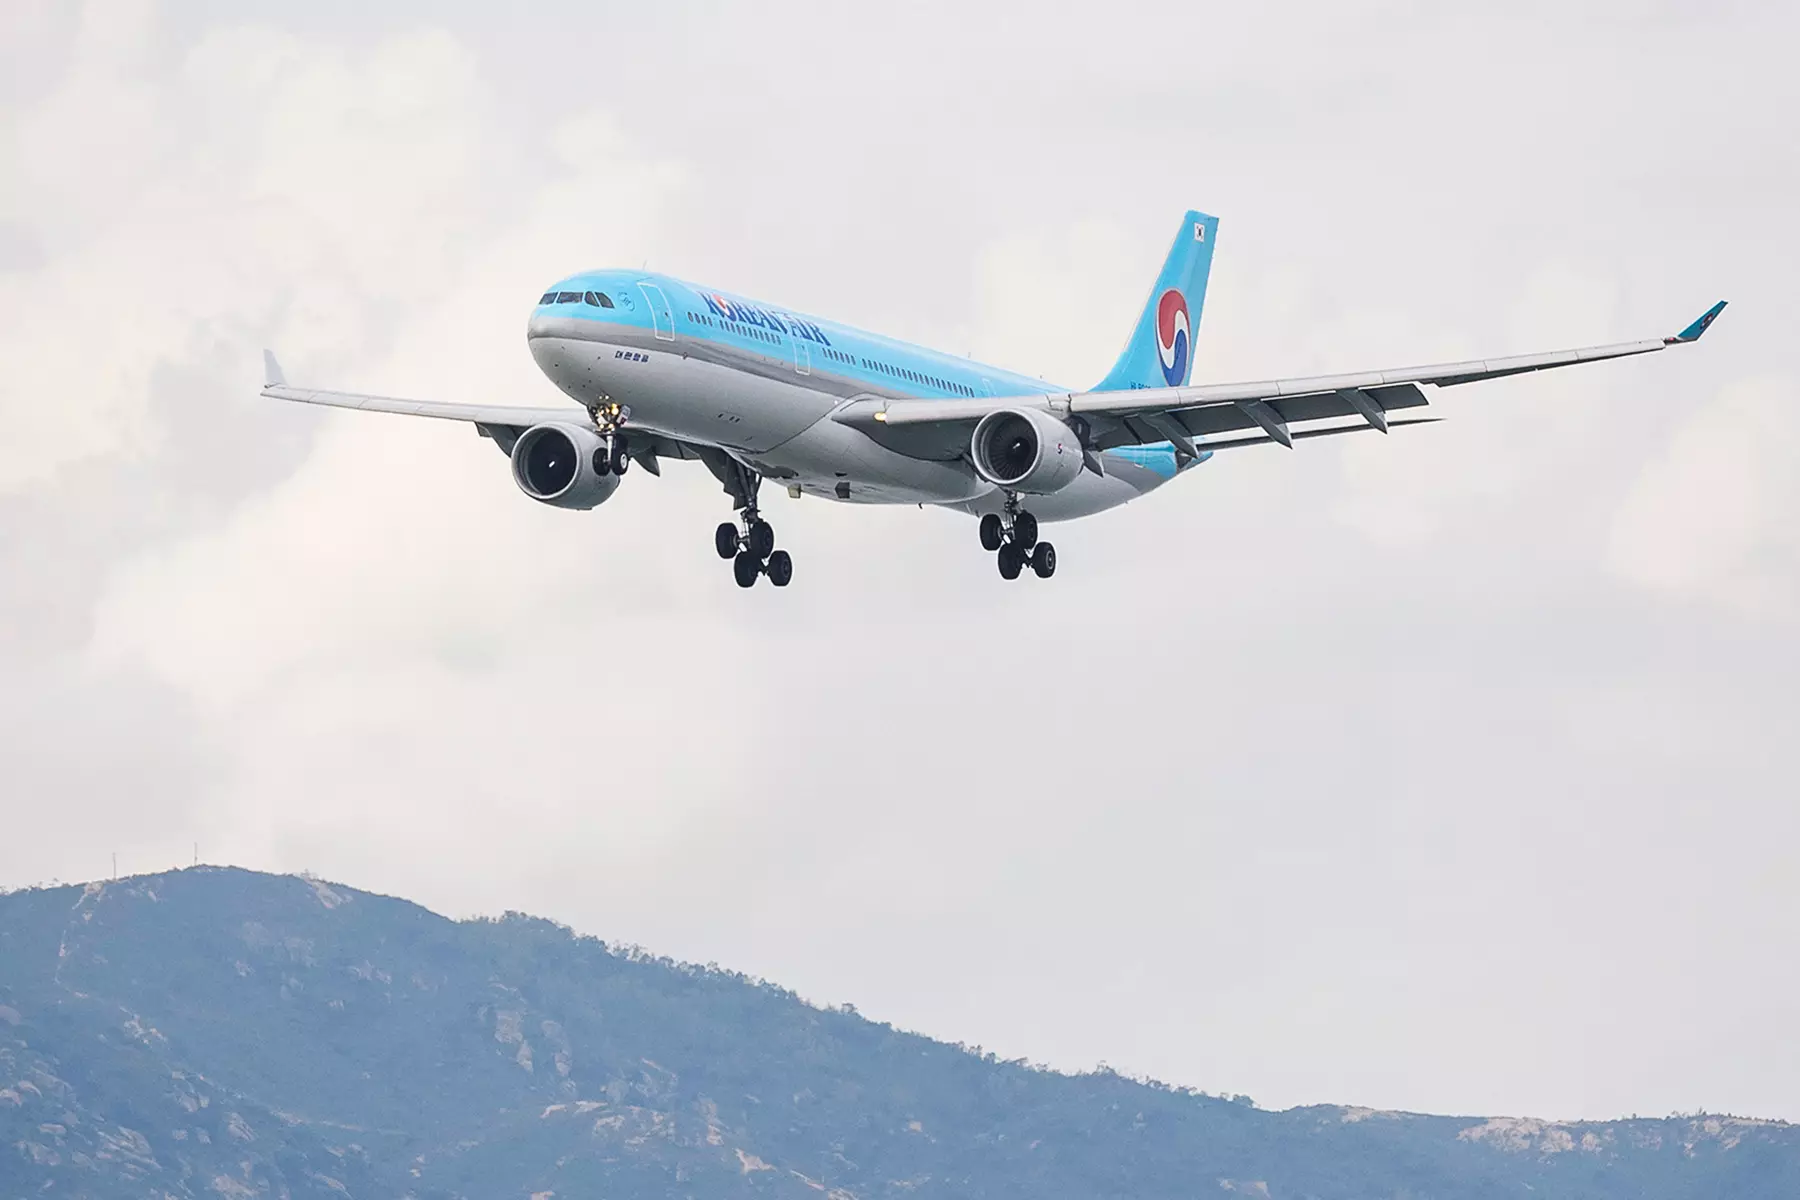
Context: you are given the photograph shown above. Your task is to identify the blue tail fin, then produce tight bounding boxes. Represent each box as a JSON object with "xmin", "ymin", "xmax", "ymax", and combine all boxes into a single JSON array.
[{"xmin": 1093, "ymin": 210, "xmax": 1218, "ymax": 393}]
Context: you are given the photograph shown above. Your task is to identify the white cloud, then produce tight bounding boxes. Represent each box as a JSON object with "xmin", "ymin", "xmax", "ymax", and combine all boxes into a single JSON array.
[
  {"xmin": 970, "ymin": 218, "xmax": 1141, "ymax": 387},
  {"xmin": 1608, "ymin": 375, "xmax": 1800, "ymax": 620},
  {"xmin": 86, "ymin": 96, "xmax": 688, "ymax": 707},
  {"xmin": 0, "ymin": 11, "xmax": 512, "ymax": 491}
]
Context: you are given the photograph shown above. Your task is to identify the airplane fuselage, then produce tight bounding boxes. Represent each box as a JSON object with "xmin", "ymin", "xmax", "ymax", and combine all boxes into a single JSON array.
[
  {"xmin": 258, "ymin": 209, "xmax": 1723, "ymax": 590},
  {"xmin": 524, "ymin": 271, "xmax": 1192, "ymax": 522}
]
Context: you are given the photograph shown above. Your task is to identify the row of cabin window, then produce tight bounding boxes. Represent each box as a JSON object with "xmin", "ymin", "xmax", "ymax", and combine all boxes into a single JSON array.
[
  {"xmin": 685, "ymin": 311, "xmax": 779, "ymax": 344},
  {"xmin": 861, "ymin": 356, "xmax": 975, "ymax": 397},
  {"xmin": 675, "ymin": 312, "xmax": 975, "ymax": 397},
  {"xmin": 541, "ymin": 290, "xmax": 616, "ymax": 308}
]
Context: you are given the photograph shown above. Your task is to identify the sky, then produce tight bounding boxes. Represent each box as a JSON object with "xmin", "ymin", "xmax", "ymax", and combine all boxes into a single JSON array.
[{"xmin": 2, "ymin": 0, "xmax": 1798, "ymax": 1124}]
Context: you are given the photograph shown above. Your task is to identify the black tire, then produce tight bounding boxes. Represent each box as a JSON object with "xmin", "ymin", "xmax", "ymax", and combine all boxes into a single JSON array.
[
  {"xmin": 766, "ymin": 549, "xmax": 793, "ymax": 587},
  {"xmin": 610, "ymin": 440, "xmax": 630, "ymax": 475},
  {"xmin": 1013, "ymin": 510, "xmax": 1039, "ymax": 551},
  {"xmin": 1032, "ymin": 542, "xmax": 1057, "ymax": 578},
  {"xmin": 715, "ymin": 522, "xmax": 740, "ymax": 560},
  {"xmin": 592, "ymin": 448, "xmax": 612, "ymax": 476},
  {"xmin": 979, "ymin": 513, "xmax": 1003, "ymax": 552},
  {"xmin": 997, "ymin": 544, "xmax": 1024, "ymax": 580},
  {"xmin": 748, "ymin": 519, "xmax": 776, "ymax": 560},
  {"xmin": 733, "ymin": 551, "xmax": 760, "ymax": 588}
]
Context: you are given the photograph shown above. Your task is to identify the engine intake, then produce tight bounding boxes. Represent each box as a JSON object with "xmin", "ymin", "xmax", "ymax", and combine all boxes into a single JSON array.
[
  {"xmin": 970, "ymin": 407, "xmax": 1084, "ymax": 495},
  {"xmin": 510, "ymin": 423, "xmax": 620, "ymax": 510}
]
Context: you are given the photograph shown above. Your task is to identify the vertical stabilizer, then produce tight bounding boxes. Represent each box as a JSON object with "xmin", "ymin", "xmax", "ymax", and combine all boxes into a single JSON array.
[{"xmin": 1093, "ymin": 210, "xmax": 1218, "ymax": 393}]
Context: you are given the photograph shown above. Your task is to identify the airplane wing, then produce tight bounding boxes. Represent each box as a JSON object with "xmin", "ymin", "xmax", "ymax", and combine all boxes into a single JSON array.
[
  {"xmin": 258, "ymin": 351, "xmax": 702, "ymax": 472},
  {"xmin": 834, "ymin": 301, "xmax": 1728, "ymax": 462}
]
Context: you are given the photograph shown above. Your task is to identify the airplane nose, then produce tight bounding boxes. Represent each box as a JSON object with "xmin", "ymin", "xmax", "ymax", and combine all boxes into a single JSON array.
[
  {"xmin": 528, "ymin": 324, "xmax": 562, "ymax": 377},
  {"xmin": 526, "ymin": 311, "xmax": 557, "ymax": 341}
]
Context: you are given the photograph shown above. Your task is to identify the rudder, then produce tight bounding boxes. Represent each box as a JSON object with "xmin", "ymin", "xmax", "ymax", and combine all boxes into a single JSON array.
[{"xmin": 1093, "ymin": 210, "xmax": 1218, "ymax": 393}]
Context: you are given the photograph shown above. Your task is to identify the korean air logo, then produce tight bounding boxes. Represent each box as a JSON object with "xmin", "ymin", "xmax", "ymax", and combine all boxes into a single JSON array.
[{"xmin": 1155, "ymin": 288, "xmax": 1190, "ymax": 386}]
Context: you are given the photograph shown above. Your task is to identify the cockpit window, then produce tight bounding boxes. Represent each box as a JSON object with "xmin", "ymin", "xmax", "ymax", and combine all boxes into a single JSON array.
[
  {"xmin": 586, "ymin": 291, "xmax": 615, "ymax": 308},
  {"xmin": 539, "ymin": 292, "xmax": 557, "ymax": 304},
  {"xmin": 556, "ymin": 291, "xmax": 581, "ymax": 303}
]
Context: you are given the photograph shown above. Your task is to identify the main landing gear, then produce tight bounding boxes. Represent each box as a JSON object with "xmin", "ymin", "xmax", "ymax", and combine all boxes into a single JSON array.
[
  {"xmin": 980, "ymin": 495, "xmax": 1056, "ymax": 581},
  {"xmin": 693, "ymin": 446, "xmax": 795, "ymax": 590},
  {"xmin": 714, "ymin": 491, "xmax": 792, "ymax": 588}
]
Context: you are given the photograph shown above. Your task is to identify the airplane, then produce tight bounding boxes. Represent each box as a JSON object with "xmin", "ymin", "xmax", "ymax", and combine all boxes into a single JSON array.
[{"xmin": 260, "ymin": 210, "xmax": 1726, "ymax": 588}]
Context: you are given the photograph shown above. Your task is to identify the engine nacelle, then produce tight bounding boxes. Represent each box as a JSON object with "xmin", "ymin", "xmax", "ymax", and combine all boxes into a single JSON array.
[
  {"xmin": 970, "ymin": 407, "xmax": 1085, "ymax": 495},
  {"xmin": 510, "ymin": 423, "xmax": 621, "ymax": 510}
]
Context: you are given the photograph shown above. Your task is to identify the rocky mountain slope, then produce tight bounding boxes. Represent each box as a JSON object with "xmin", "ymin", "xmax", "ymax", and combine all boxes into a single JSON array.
[{"xmin": 2, "ymin": 868, "xmax": 1794, "ymax": 1197}]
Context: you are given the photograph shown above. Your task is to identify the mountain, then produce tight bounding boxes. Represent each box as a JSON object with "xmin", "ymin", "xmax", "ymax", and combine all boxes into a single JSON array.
[{"xmin": 1, "ymin": 869, "xmax": 1793, "ymax": 1198}]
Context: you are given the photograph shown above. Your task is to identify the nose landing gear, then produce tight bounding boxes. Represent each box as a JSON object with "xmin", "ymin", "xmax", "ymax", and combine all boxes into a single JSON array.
[
  {"xmin": 981, "ymin": 494, "xmax": 1056, "ymax": 581},
  {"xmin": 586, "ymin": 401, "xmax": 633, "ymax": 476}
]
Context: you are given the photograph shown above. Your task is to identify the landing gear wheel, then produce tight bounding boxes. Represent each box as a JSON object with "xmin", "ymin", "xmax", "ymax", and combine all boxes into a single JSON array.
[
  {"xmin": 733, "ymin": 551, "xmax": 761, "ymax": 588},
  {"xmin": 748, "ymin": 519, "xmax": 776, "ymax": 561},
  {"xmin": 1031, "ymin": 542, "xmax": 1057, "ymax": 579},
  {"xmin": 766, "ymin": 549, "xmax": 793, "ymax": 587},
  {"xmin": 997, "ymin": 544, "xmax": 1024, "ymax": 580},
  {"xmin": 715, "ymin": 522, "xmax": 740, "ymax": 560},
  {"xmin": 592, "ymin": 447, "xmax": 612, "ymax": 476},
  {"xmin": 1012, "ymin": 510, "xmax": 1039, "ymax": 552},
  {"xmin": 609, "ymin": 438, "xmax": 631, "ymax": 475},
  {"xmin": 979, "ymin": 513, "xmax": 1004, "ymax": 552}
]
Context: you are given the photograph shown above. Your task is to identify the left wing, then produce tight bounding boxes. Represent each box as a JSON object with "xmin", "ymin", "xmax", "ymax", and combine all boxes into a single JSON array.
[
  {"xmin": 835, "ymin": 301, "xmax": 1727, "ymax": 461},
  {"xmin": 258, "ymin": 351, "xmax": 701, "ymax": 472}
]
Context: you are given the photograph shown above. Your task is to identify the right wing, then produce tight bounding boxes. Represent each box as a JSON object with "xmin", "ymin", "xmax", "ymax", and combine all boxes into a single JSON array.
[{"xmin": 835, "ymin": 301, "xmax": 1728, "ymax": 462}]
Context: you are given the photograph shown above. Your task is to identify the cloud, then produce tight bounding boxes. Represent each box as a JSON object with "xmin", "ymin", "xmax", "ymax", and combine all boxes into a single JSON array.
[
  {"xmin": 1332, "ymin": 262, "xmax": 1629, "ymax": 547},
  {"xmin": 0, "ymin": 12, "xmax": 508, "ymax": 492},
  {"xmin": 1608, "ymin": 375, "xmax": 1800, "ymax": 620}
]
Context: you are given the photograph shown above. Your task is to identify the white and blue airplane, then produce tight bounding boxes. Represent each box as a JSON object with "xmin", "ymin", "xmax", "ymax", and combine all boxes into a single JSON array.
[{"xmin": 261, "ymin": 210, "xmax": 1725, "ymax": 587}]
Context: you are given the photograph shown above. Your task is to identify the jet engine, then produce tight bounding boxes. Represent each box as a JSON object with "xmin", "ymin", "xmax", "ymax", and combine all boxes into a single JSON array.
[
  {"xmin": 510, "ymin": 423, "xmax": 621, "ymax": 510},
  {"xmin": 970, "ymin": 408, "xmax": 1084, "ymax": 494}
]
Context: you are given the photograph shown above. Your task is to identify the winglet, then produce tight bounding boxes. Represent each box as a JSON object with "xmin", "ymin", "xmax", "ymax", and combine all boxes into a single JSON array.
[
  {"xmin": 262, "ymin": 349, "xmax": 286, "ymax": 388},
  {"xmin": 1667, "ymin": 300, "xmax": 1727, "ymax": 344}
]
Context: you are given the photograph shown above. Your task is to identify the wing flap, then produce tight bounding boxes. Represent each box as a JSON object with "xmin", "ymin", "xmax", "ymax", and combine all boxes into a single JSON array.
[{"xmin": 1196, "ymin": 416, "xmax": 1440, "ymax": 452}]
